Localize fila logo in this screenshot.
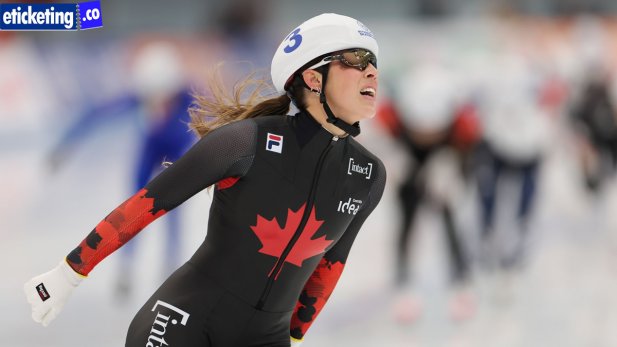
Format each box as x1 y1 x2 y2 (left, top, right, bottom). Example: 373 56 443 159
266 133 283 153
146 300 191 347
36 283 50 301
347 158 373 179
337 197 363 215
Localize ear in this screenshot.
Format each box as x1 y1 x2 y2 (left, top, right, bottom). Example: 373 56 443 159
301 69 322 91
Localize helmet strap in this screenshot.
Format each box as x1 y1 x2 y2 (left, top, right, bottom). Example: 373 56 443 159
319 69 361 137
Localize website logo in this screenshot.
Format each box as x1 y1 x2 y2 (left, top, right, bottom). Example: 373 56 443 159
147 300 190 347
266 133 283 154
347 158 373 179
0 1 102 31
79 1 102 30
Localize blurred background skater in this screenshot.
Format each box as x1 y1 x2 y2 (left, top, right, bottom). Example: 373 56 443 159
46 41 195 299
569 65 617 200
566 63 617 249
566 16 617 205
473 51 553 287
378 60 481 323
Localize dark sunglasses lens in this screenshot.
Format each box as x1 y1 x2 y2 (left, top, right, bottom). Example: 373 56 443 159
367 55 377 68
341 50 376 70
360 50 377 69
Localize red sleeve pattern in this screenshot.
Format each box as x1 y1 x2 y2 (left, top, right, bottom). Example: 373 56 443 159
290 257 345 340
66 188 166 276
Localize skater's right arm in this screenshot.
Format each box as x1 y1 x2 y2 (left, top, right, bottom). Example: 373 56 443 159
24 119 257 326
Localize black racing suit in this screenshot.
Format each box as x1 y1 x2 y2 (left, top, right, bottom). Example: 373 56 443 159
66 110 386 346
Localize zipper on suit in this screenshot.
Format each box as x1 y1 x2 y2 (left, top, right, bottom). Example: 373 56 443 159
256 136 339 309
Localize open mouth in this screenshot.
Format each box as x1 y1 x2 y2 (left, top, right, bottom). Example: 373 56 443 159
360 87 376 97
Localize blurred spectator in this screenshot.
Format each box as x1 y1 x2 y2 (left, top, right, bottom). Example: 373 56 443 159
211 0 273 68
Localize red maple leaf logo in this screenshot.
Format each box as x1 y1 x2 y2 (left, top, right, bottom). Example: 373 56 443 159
250 203 333 279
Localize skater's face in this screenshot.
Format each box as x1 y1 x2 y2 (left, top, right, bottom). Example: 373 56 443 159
325 58 379 123
302 49 379 124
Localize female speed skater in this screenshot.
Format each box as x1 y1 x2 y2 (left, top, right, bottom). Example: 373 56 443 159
25 13 386 347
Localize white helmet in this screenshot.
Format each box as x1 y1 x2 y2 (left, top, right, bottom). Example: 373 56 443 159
271 13 379 93
397 63 459 132
132 42 184 98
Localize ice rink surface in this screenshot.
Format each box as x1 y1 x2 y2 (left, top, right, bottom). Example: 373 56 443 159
4 118 617 347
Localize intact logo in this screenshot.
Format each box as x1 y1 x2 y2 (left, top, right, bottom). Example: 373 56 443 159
337 197 363 215
266 133 283 154
146 300 190 347
347 158 373 179
36 283 50 301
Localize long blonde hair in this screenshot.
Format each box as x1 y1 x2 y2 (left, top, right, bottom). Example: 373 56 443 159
189 64 292 138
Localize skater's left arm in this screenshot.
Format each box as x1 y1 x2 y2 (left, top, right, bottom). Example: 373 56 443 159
289 162 386 343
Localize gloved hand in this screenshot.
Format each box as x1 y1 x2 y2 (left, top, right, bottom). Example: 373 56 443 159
290 337 303 346
24 259 84 326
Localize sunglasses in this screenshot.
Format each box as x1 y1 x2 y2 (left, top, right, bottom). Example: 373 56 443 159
309 49 377 71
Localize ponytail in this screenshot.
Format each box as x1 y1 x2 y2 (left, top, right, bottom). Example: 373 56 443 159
189 65 292 138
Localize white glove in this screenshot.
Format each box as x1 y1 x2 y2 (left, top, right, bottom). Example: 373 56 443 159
24 259 84 327
291 337 303 346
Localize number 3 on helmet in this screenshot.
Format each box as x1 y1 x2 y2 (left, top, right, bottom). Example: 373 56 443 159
271 13 379 93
